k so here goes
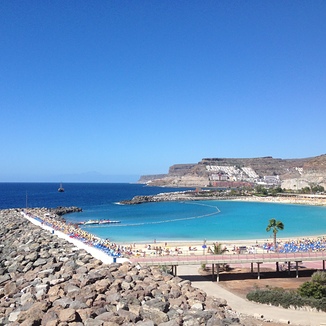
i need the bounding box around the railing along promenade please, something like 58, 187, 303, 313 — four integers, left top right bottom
131, 251, 326, 281
132, 250, 326, 265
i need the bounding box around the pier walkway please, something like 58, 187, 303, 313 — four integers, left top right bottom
132, 251, 326, 281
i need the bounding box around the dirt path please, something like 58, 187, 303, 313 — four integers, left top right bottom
177, 264, 326, 326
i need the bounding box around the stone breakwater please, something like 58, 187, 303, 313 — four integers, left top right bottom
50, 206, 83, 216
119, 192, 233, 205
0, 209, 245, 326
120, 192, 326, 206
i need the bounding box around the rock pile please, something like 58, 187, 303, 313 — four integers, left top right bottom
50, 206, 83, 216
0, 209, 244, 326
119, 192, 237, 205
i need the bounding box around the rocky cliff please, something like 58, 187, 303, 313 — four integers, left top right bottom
138, 154, 326, 190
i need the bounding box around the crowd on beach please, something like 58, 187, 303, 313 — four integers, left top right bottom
262, 237, 326, 253
23, 209, 134, 258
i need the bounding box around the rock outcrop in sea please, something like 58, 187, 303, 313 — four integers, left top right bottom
0, 209, 245, 325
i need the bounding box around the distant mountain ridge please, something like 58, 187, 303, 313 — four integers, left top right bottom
138, 154, 326, 190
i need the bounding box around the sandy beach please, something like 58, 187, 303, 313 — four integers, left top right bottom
230, 194, 326, 206
128, 235, 326, 260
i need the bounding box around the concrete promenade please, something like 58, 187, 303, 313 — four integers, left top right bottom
177, 264, 326, 326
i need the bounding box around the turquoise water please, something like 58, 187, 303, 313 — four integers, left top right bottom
68, 200, 326, 244
1, 183, 326, 243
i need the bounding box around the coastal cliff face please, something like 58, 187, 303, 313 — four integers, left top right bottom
138, 154, 326, 190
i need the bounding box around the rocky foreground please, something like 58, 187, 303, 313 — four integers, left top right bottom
0, 209, 247, 326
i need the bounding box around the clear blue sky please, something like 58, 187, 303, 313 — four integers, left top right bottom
1, 1, 325, 182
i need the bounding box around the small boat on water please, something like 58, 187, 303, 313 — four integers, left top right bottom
83, 219, 98, 225
78, 219, 121, 226
58, 183, 64, 192
99, 219, 120, 224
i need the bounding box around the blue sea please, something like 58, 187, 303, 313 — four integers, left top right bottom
1, 182, 326, 243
